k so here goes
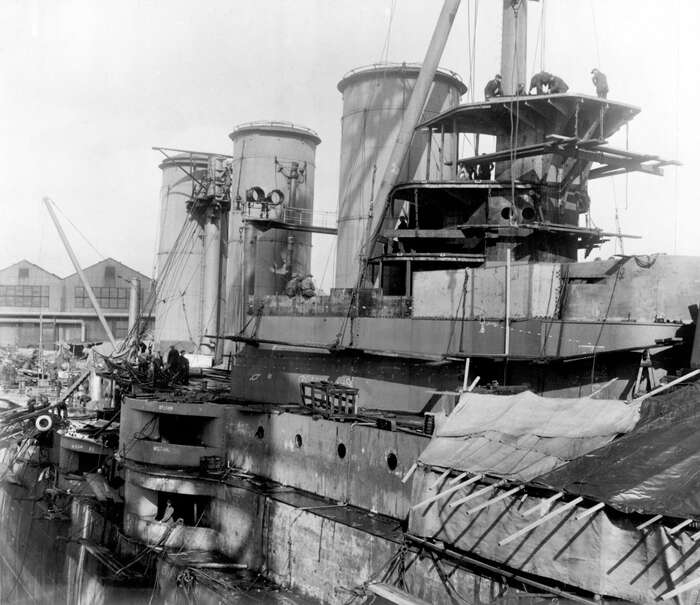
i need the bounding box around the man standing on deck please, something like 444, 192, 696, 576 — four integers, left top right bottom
477, 155, 494, 180
179, 351, 190, 385
166, 345, 180, 383
484, 74, 503, 100
591, 68, 609, 98
548, 74, 569, 94
529, 71, 552, 95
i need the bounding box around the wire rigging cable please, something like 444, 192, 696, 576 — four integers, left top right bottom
589, 0, 602, 69
378, 0, 398, 64
508, 1, 523, 221
530, 0, 546, 75
50, 198, 107, 261
466, 0, 479, 102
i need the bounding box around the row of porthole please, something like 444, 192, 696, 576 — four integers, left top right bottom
254, 425, 398, 471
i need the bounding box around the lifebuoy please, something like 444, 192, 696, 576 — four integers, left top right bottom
35, 414, 53, 432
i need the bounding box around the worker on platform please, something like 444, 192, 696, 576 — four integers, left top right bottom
516, 82, 527, 96
300, 274, 316, 299
179, 350, 190, 385
285, 273, 302, 298
591, 68, 608, 99
548, 74, 569, 94
166, 345, 180, 383
476, 155, 494, 180
529, 71, 552, 95
484, 74, 503, 100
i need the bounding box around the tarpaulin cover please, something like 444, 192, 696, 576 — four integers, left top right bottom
419, 390, 639, 481
536, 384, 700, 518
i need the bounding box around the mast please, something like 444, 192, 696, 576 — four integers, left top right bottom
500, 0, 529, 96
43, 197, 118, 350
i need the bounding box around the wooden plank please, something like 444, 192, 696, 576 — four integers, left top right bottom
499, 497, 583, 546
661, 575, 700, 600
629, 369, 700, 405
575, 502, 605, 520
410, 474, 483, 511
449, 479, 506, 509
668, 519, 692, 535
636, 514, 662, 530
401, 462, 418, 484
465, 486, 523, 515
428, 467, 451, 490
367, 582, 432, 605
521, 492, 564, 517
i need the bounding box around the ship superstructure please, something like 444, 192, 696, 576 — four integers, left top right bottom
3, 2, 700, 604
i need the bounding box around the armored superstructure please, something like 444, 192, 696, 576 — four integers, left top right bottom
3, 1, 700, 604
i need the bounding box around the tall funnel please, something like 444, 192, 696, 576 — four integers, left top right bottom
226, 121, 321, 300
154, 153, 211, 350
334, 63, 466, 288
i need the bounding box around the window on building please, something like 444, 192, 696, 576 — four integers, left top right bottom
74, 286, 129, 309
114, 319, 129, 338
104, 265, 116, 285
18, 268, 29, 280
0, 285, 50, 307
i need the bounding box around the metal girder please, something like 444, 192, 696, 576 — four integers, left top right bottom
456, 134, 676, 184
547, 98, 570, 117
243, 217, 338, 235
383, 229, 465, 239
501, 104, 538, 131
556, 106, 607, 188
557, 148, 665, 177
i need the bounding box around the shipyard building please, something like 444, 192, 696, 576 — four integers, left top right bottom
0, 257, 153, 346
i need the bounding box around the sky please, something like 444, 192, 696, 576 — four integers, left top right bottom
0, 0, 698, 292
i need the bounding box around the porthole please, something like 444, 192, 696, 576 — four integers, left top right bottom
295, 434, 303, 448
337, 443, 347, 459
255, 426, 264, 439
387, 452, 398, 471
521, 206, 536, 221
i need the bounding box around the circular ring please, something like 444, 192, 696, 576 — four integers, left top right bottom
265, 189, 285, 206
35, 414, 53, 432
246, 186, 266, 203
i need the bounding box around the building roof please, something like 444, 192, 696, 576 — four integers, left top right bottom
0, 257, 152, 284
62, 257, 152, 284
0, 259, 62, 280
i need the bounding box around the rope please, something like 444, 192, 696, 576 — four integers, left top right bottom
466, 0, 479, 102
530, 0, 547, 75
508, 1, 523, 223
378, 0, 398, 63
589, 262, 624, 388
589, 0, 602, 68
49, 198, 107, 261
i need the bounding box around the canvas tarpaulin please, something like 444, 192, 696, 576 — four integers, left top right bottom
536, 385, 700, 518
419, 390, 639, 481
409, 387, 700, 601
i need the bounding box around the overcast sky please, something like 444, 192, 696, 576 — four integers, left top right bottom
1, 0, 698, 291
